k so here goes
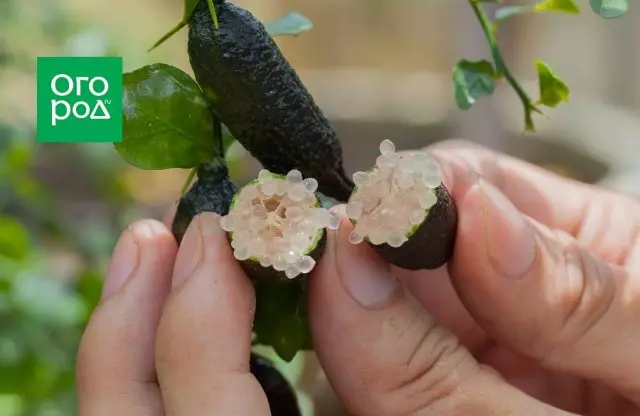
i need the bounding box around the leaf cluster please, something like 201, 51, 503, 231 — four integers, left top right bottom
454, 0, 629, 131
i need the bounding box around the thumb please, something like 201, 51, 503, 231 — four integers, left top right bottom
448, 178, 640, 403
308, 211, 570, 416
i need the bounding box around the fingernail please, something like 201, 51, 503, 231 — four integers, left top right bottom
336, 229, 399, 309
172, 216, 205, 288
479, 178, 536, 278
103, 230, 139, 297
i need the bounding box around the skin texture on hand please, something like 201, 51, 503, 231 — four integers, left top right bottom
76, 140, 640, 415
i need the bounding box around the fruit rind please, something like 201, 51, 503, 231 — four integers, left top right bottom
172, 159, 238, 244
373, 184, 457, 270
250, 352, 302, 416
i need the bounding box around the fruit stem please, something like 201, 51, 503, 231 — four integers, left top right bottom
213, 114, 224, 157
207, 0, 220, 29
467, 0, 541, 132
180, 167, 197, 196
197, 157, 230, 183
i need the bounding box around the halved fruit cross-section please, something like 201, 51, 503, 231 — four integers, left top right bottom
221, 169, 340, 281
346, 139, 457, 270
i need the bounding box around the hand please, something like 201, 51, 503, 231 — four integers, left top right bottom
76, 140, 640, 415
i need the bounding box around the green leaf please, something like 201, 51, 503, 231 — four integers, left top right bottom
535, 0, 580, 13
0, 216, 29, 261
296, 285, 313, 350
252, 280, 311, 362
452, 60, 497, 111
265, 12, 313, 37
116, 63, 216, 170
590, 0, 628, 18
535, 60, 570, 107
496, 0, 579, 22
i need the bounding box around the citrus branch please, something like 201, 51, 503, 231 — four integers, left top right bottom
468, 0, 542, 131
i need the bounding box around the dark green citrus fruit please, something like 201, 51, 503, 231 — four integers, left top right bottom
172, 158, 238, 244
187, 0, 354, 202
346, 140, 457, 270
250, 353, 301, 416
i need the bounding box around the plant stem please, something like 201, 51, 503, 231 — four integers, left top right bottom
213, 114, 224, 156
207, 0, 220, 29
468, 0, 540, 131
147, 20, 187, 53
180, 168, 197, 196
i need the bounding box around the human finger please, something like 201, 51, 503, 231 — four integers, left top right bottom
77, 219, 178, 415
423, 140, 640, 265
154, 212, 270, 416
308, 211, 573, 416
162, 202, 178, 229
447, 176, 640, 404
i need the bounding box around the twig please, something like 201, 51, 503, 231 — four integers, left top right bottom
468, 0, 542, 131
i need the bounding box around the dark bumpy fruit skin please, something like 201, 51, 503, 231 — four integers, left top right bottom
172, 158, 238, 244
373, 185, 458, 270
250, 353, 302, 416
237, 230, 326, 283
188, 0, 354, 202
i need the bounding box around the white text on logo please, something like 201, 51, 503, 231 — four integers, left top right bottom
50, 74, 111, 126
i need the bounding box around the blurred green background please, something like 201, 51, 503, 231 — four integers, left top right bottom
0, 0, 639, 415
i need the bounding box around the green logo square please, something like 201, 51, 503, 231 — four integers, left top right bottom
37, 57, 123, 143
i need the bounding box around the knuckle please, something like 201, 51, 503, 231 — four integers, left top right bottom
536, 242, 617, 365
622, 219, 640, 268
381, 311, 476, 415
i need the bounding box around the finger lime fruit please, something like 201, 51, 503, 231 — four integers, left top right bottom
250, 353, 301, 416
172, 158, 238, 244
345, 139, 457, 270
220, 169, 340, 282
187, 0, 354, 202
